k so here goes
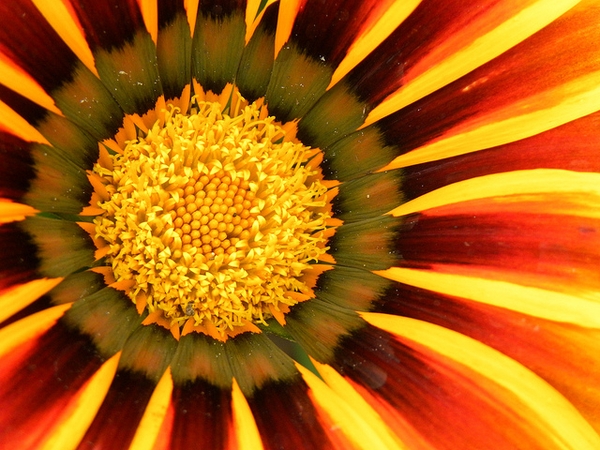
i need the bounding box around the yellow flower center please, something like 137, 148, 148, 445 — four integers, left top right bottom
92, 96, 330, 339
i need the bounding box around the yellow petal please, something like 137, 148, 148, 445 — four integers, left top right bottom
274, 0, 302, 58
329, 0, 422, 88
301, 361, 406, 450
0, 303, 71, 358
389, 169, 600, 217
0, 99, 50, 144
129, 367, 174, 450
0, 52, 60, 114
31, 0, 98, 75
362, 312, 600, 449
40, 353, 120, 450
382, 72, 600, 169
138, 0, 158, 44
375, 267, 600, 328
0, 199, 38, 223
364, 0, 581, 126
232, 378, 264, 450
0, 277, 64, 324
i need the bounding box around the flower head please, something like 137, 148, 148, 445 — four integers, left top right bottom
1, 0, 600, 448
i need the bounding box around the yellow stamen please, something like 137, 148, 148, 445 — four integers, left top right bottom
93, 95, 331, 338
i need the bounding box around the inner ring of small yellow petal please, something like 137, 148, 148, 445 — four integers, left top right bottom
91, 94, 331, 339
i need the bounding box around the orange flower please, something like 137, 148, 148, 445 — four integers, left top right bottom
1, 0, 599, 448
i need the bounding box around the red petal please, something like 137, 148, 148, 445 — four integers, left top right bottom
77, 369, 157, 449
163, 379, 234, 450
247, 378, 337, 450
0, 322, 105, 448
331, 323, 597, 448
69, 0, 147, 52
378, 284, 600, 432
0, 132, 35, 202
395, 210, 600, 293
0, 0, 80, 93
401, 110, 600, 201
0, 223, 39, 293
377, 1, 600, 166
289, 0, 402, 68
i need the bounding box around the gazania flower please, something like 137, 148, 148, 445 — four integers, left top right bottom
1, 0, 600, 448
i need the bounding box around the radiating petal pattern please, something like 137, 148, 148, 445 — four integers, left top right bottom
0, 0, 599, 448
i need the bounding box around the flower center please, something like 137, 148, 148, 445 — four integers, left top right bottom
92, 96, 331, 339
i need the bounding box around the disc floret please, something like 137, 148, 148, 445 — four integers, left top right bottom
93, 97, 330, 337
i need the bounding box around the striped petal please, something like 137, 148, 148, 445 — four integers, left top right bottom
331, 318, 600, 449
246, 377, 339, 450
375, 283, 600, 432
0, 321, 113, 448
379, 0, 600, 169
0, 0, 599, 448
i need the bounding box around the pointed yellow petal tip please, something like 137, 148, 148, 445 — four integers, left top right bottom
388, 169, 600, 217
0, 199, 39, 223
232, 378, 264, 450
129, 367, 173, 450
274, 0, 302, 58
329, 0, 422, 89
296, 362, 405, 450
40, 352, 120, 450
245, 0, 276, 44
0, 277, 65, 324
0, 53, 60, 114
0, 99, 50, 144
0, 303, 71, 359
31, 0, 98, 76
362, 0, 582, 127
138, 0, 158, 44
375, 266, 600, 328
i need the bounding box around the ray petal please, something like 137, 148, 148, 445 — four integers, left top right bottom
0, 222, 41, 295
376, 1, 600, 169
390, 169, 600, 218
70, 0, 162, 114
362, 313, 600, 449
77, 370, 159, 449
329, 0, 422, 87
232, 378, 264, 450
246, 377, 338, 450
393, 206, 600, 295
20, 217, 96, 278
129, 368, 174, 450
163, 378, 233, 450
0, 200, 38, 224
157, 0, 192, 100
376, 285, 600, 432
0, 1, 124, 139
77, 324, 177, 448
0, 99, 49, 144
364, 0, 581, 125
376, 267, 600, 328
0, 322, 111, 448
331, 322, 600, 449
297, 362, 404, 450
40, 353, 119, 450
0, 304, 70, 358
191, 0, 247, 94
31, 0, 97, 75
400, 111, 600, 201
0, 277, 63, 324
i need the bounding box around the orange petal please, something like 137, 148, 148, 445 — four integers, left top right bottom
362, 313, 600, 448
0, 199, 38, 223
0, 277, 63, 324
232, 378, 264, 450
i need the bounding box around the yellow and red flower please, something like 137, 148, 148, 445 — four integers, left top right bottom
1, 0, 600, 448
